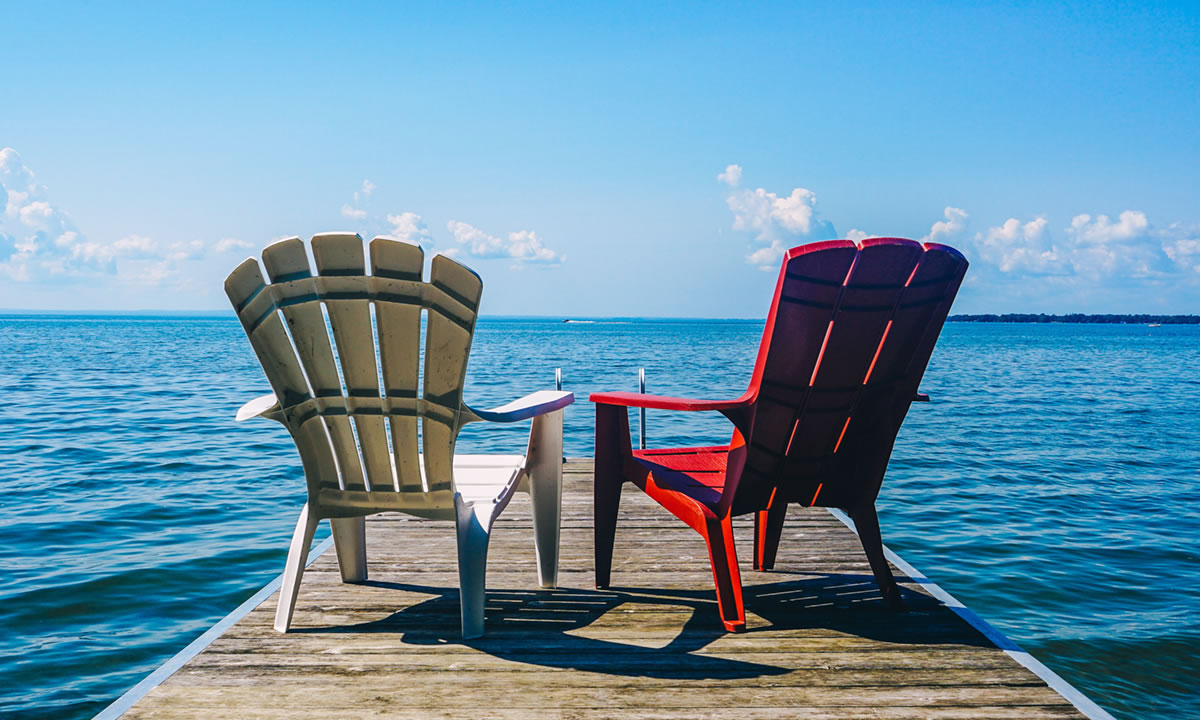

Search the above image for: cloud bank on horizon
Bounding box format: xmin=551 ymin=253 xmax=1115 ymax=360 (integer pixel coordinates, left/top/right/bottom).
xmin=719 ymin=163 xmax=1200 ymax=305
xmin=2 ymin=145 xmax=1197 ymax=313
xmin=0 ymin=148 xmax=255 ymax=289
xmin=0 ymin=148 xmax=565 ymax=302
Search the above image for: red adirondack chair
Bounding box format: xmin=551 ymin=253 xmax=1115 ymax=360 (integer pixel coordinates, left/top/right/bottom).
xmin=590 ymin=238 xmax=968 ymax=631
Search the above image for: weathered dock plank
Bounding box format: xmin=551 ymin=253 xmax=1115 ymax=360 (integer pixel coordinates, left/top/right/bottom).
xmin=111 ymin=461 xmax=1097 ymax=719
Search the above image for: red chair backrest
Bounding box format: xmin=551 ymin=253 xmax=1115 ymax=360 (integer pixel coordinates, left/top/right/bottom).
xmin=727 ymin=238 xmax=968 ymax=515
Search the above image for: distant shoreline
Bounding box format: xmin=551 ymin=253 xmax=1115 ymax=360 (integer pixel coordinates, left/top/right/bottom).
xmin=948 ymin=314 xmax=1200 ymax=324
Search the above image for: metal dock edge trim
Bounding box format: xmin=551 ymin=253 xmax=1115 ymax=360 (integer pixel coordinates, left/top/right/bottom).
xmin=827 ymin=508 xmax=1116 ymax=720
xmin=92 ymin=536 xmax=336 ymax=720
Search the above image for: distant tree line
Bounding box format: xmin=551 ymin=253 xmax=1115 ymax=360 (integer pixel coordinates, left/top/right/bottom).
xmin=948 ymin=313 xmax=1200 ymax=324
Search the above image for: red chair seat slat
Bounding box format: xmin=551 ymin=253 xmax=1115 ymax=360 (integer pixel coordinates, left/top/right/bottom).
xmin=632 ymin=446 xmax=730 ymax=509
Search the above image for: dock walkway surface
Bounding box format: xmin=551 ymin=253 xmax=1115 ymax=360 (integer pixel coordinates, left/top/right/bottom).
xmin=103 ymin=460 xmax=1109 ymax=719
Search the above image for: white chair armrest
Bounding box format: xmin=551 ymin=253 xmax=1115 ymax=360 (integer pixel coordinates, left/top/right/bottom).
xmin=463 ymin=390 xmax=573 ymax=423
xmin=236 ymin=393 xmax=284 ymax=422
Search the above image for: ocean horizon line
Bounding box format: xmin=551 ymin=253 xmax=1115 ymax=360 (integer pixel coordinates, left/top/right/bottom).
xmin=2 ymin=310 xmax=1199 ymax=324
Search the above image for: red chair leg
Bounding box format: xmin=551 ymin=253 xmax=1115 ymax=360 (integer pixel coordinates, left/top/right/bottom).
xmin=753 ymin=502 xmax=787 ymax=571
xmin=594 ymin=404 xmax=630 ymax=589
xmin=851 ymin=502 xmax=904 ymax=609
xmin=703 ymin=514 xmax=746 ymax=632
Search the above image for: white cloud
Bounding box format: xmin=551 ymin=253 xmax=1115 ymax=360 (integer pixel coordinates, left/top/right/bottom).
xmin=337 ymin=180 xmax=435 ymax=247
xmin=723 ymin=171 xmax=837 ymax=269
xmin=340 ymin=204 xmax=368 ymax=220
xmin=0 ymin=147 xmax=254 ymax=286
xmin=3 ymin=191 xmax=24 ymax=218
xmin=0 ymin=148 xmax=112 ymax=279
xmin=1063 ymin=210 xmax=1168 ymax=278
xmin=446 ymin=220 xmax=563 ymax=264
xmin=1 ymin=148 xmax=37 ymax=217
xmin=335 ymin=179 xmax=557 ymax=263
xmin=709 ymin=162 xmax=1197 ymax=307
xmin=1068 ymin=210 xmax=1148 ymax=245
xmin=447 ymin=221 xmax=498 ymax=256
xmin=922 ymin=207 xmax=969 ymax=243
xmin=717 ymin=164 xmax=742 ymax=187
xmin=506 ymin=230 xmax=560 ymax=263
xmin=68 ymin=240 xmax=116 ymax=266
xmin=344 ymin=179 xmax=376 ymax=219
xmin=53 ymin=230 xmax=79 ymax=248
xmin=215 ymin=237 xmax=253 ymax=253
xmin=386 ymin=212 xmax=433 ymax=246
xmin=142 ymin=262 xmax=175 ymax=284
xmin=1162 ymin=223 xmax=1200 ymax=274
xmin=974 ymin=217 xmax=1065 ymax=274
xmin=970 ymin=209 xmax=1195 ymax=286
xmin=18 ymin=200 xmax=55 ymax=229
xmin=746 ymin=245 xmax=780 ymax=267
xmin=113 ymin=234 xmax=159 ymax=256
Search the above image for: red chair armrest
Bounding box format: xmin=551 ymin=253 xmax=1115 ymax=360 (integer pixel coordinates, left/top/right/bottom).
xmin=589 ymin=391 xmax=749 ymax=412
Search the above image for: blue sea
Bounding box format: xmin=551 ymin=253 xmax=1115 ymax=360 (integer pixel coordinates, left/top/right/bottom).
xmin=1 ymin=316 xmax=1197 ymax=719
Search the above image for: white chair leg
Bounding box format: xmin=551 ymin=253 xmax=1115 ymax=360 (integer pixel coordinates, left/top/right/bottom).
xmin=330 ymin=516 xmax=367 ymax=583
xmin=274 ymin=503 xmax=319 ymax=633
xmin=525 ymin=410 xmax=563 ymax=589
xmin=454 ymin=497 xmax=493 ymax=640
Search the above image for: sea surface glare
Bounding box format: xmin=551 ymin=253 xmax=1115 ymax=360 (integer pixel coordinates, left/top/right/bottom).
xmin=1 ymin=317 xmax=1197 ymax=719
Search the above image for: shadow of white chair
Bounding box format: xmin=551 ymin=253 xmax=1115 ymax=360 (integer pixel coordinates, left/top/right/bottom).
xmin=225 ymin=232 xmax=573 ymax=639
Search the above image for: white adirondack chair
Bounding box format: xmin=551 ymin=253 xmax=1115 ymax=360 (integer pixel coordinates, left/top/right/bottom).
xmin=225 ymin=233 xmax=573 ymax=639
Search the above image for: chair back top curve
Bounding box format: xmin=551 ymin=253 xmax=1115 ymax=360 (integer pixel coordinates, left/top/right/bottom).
xmin=729 ymin=238 xmax=968 ymax=515
xmin=224 ymin=233 xmax=484 ymax=507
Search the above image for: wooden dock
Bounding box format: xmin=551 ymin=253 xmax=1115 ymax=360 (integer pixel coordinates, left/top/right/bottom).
xmin=103 ymin=460 xmax=1109 ymax=719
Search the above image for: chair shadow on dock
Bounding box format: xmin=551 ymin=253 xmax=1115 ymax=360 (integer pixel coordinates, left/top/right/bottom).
xmin=289 ymin=571 xmax=990 ymax=680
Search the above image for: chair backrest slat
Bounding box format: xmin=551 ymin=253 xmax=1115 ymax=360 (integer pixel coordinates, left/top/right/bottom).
xmin=260 ymin=237 xmax=367 ymax=493
xmin=226 ymin=255 xmax=342 ymax=495
xmin=791 ymin=240 xmax=923 ymax=460
xmin=421 ymin=256 xmax=484 ymax=494
xmin=312 ymin=233 xmax=395 ymax=493
xmin=370 ymin=237 xmax=426 ymax=493
xmin=731 ymin=238 xmax=967 ymax=515
xmin=226 ymin=257 xmax=312 ymax=404
xmin=882 ymin=243 xmax=967 ymax=392
xmin=226 ymin=234 xmax=486 ymax=507
xmin=745 ymin=242 xmax=857 ymax=488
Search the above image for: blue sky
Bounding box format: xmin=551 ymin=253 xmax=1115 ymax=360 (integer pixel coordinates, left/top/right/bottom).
xmin=1 ymin=2 xmax=1197 ymax=316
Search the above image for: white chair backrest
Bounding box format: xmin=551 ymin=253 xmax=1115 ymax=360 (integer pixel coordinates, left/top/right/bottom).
xmin=225 ymin=233 xmax=483 ymax=502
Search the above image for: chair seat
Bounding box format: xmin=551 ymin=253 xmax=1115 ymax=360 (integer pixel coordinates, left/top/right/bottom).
xmin=632 ymin=446 xmax=730 ymax=509
xmin=316 ymin=454 xmax=527 ymax=518
xmin=450 ymin=454 xmax=526 ymax=504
